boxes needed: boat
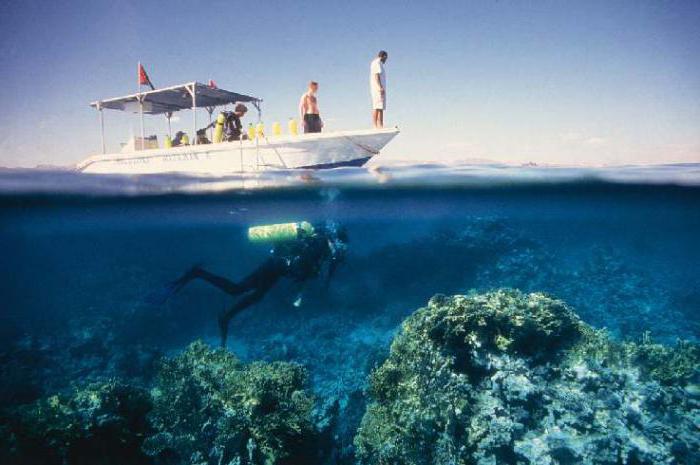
[77,81,399,175]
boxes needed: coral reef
[1,341,324,465]
[355,290,699,465]
[0,380,153,465]
[243,313,395,463]
[143,340,318,465]
[0,315,161,410]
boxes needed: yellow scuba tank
[181,133,189,145]
[164,136,172,148]
[213,113,226,143]
[255,122,264,138]
[248,222,315,243]
[288,118,298,136]
[272,121,282,136]
[247,123,255,141]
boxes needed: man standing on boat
[299,81,323,133]
[370,51,388,128]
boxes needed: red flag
[208,79,217,89]
[138,63,155,90]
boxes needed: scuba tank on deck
[248,222,315,242]
[213,113,226,143]
[288,118,298,136]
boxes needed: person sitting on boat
[150,221,348,347]
[299,81,323,133]
[196,128,211,144]
[172,131,189,146]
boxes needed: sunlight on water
[0,162,699,197]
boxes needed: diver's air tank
[288,118,298,136]
[255,122,265,139]
[272,121,282,136]
[247,123,256,141]
[164,136,172,148]
[181,133,189,145]
[213,113,226,143]
[248,222,315,242]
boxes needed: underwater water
[0,165,699,465]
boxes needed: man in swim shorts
[299,81,323,133]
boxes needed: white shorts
[371,90,386,110]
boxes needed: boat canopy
[90,82,261,114]
[90,81,262,153]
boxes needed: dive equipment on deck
[213,113,225,143]
[288,118,298,136]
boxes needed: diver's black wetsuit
[166,224,345,346]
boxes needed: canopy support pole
[97,103,106,154]
[206,107,214,141]
[190,84,197,145]
[166,112,172,138]
[139,95,145,151]
[252,100,262,123]
[252,100,262,170]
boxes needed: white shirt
[370,57,386,93]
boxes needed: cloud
[585,137,607,146]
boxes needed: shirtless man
[299,81,323,133]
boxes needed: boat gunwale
[77,127,399,171]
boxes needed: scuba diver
[152,221,347,347]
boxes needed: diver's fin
[143,264,203,306]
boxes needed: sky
[0,0,699,167]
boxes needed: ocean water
[0,164,699,465]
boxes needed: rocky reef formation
[354,289,699,465]
[1,341,321,465]
[2,288,698,465]
[143,340,319,465]
[0,315,161,410]
[0,380,153,465]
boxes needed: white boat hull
[77,128,399,175]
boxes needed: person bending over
[202,104,249,141]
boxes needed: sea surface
[1,163,698,465]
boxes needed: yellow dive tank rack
[213,113,226,143]
[248,222,315,242]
